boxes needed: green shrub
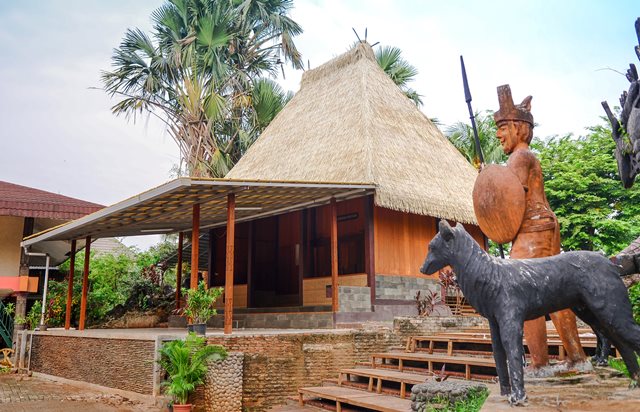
[183,281,223,324]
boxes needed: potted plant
[183,281,223,335]
[158,332,227,411]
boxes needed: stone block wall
[338,286,371,312]
[393,315,489,343]
[208,312,334,329]
[29,334,155,394]
[376,274,440,301]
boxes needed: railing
[0,301,14,348]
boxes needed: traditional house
[23,42,484,332]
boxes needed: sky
[0,0,637,248]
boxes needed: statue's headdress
[493,84,533,126]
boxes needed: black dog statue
[420,221,640,405]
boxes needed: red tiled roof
[0,180,104,220]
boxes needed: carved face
[496,121,528,154]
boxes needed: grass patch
[422,387,489,412]
[608,355,640,378]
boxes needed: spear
[460,55,484,167]
[460,56,504,258]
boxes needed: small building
[23,43,484,331]
[0,180,102,345]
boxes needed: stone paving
[0,373,162,411]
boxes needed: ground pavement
[0,373,161,411]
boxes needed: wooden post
[64,239,76,330]
[330,198,338,313]
[176,232,183,309]
[364,195,376,307]
[191,204,200,289]
[78,236,91,331]
[224,193,236,335]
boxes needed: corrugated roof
[226,42,479,224]
[0,180,103,219]
[22,178,375,246]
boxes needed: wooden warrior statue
[473,85,588,370]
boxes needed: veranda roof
[22,178,374,247]
[227,42,479,224]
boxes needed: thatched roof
[227,42,478,224]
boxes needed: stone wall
[393,316,489,341]
[29,334,155,394]
[376,274,440,301]
[205,328,402,411]
[203,352,244,412]
[338,286,371,312]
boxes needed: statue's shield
[472,164,525,244]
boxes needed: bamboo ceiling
[22,178,375,246]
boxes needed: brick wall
[393,316,489,341]
[29,335,155,394]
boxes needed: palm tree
[375,46,423,106]
[102,0,302,177]
[445,111,506,169]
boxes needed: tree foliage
[445,111,506,169]
[375,45,422,106]
[102,0,301,177]
[534,123,640,255]
[49,238,178,327]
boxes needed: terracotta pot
[172,403,192,412]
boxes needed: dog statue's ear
[457,224,466,232]
[439,220,454,241]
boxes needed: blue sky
[0,0,637,247]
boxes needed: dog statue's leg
[499,316,527,405]
[489,318,511,396]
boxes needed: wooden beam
[191,204,200,289]
[364,196,376,307]
[64,239,76,330]
[176,232,183,309]
[330,197,338,312]
[224,193,236,335]
[79,236,91,331]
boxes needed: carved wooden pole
[176,232,183,309]
[78,236,91,331]
[330,198,338,313]
[64,239,76,330]
[191,204,200,289]
[224,193,236,335]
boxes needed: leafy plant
[629,282,640,323]
[415,290,441,317]
[183,281,223,324]
[25,301,43,330]
[158,333,227,405]
[3,303,14,317]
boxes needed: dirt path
[0,373,162,412]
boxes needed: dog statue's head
[420,220,460,275]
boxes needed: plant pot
[187,324,194,333]
[191,323,206,336]
[38,324,47,331]
[172,403,192,412]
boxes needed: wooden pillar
[78,236,91,331]
[191,204,200,289]
[247,221,254,308]
[330,198,339,313]
[364,196,376,307]
[224,193,236,335]
[64,239,77,330]
[176,232,183,309]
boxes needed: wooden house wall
[374,206,486,279]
